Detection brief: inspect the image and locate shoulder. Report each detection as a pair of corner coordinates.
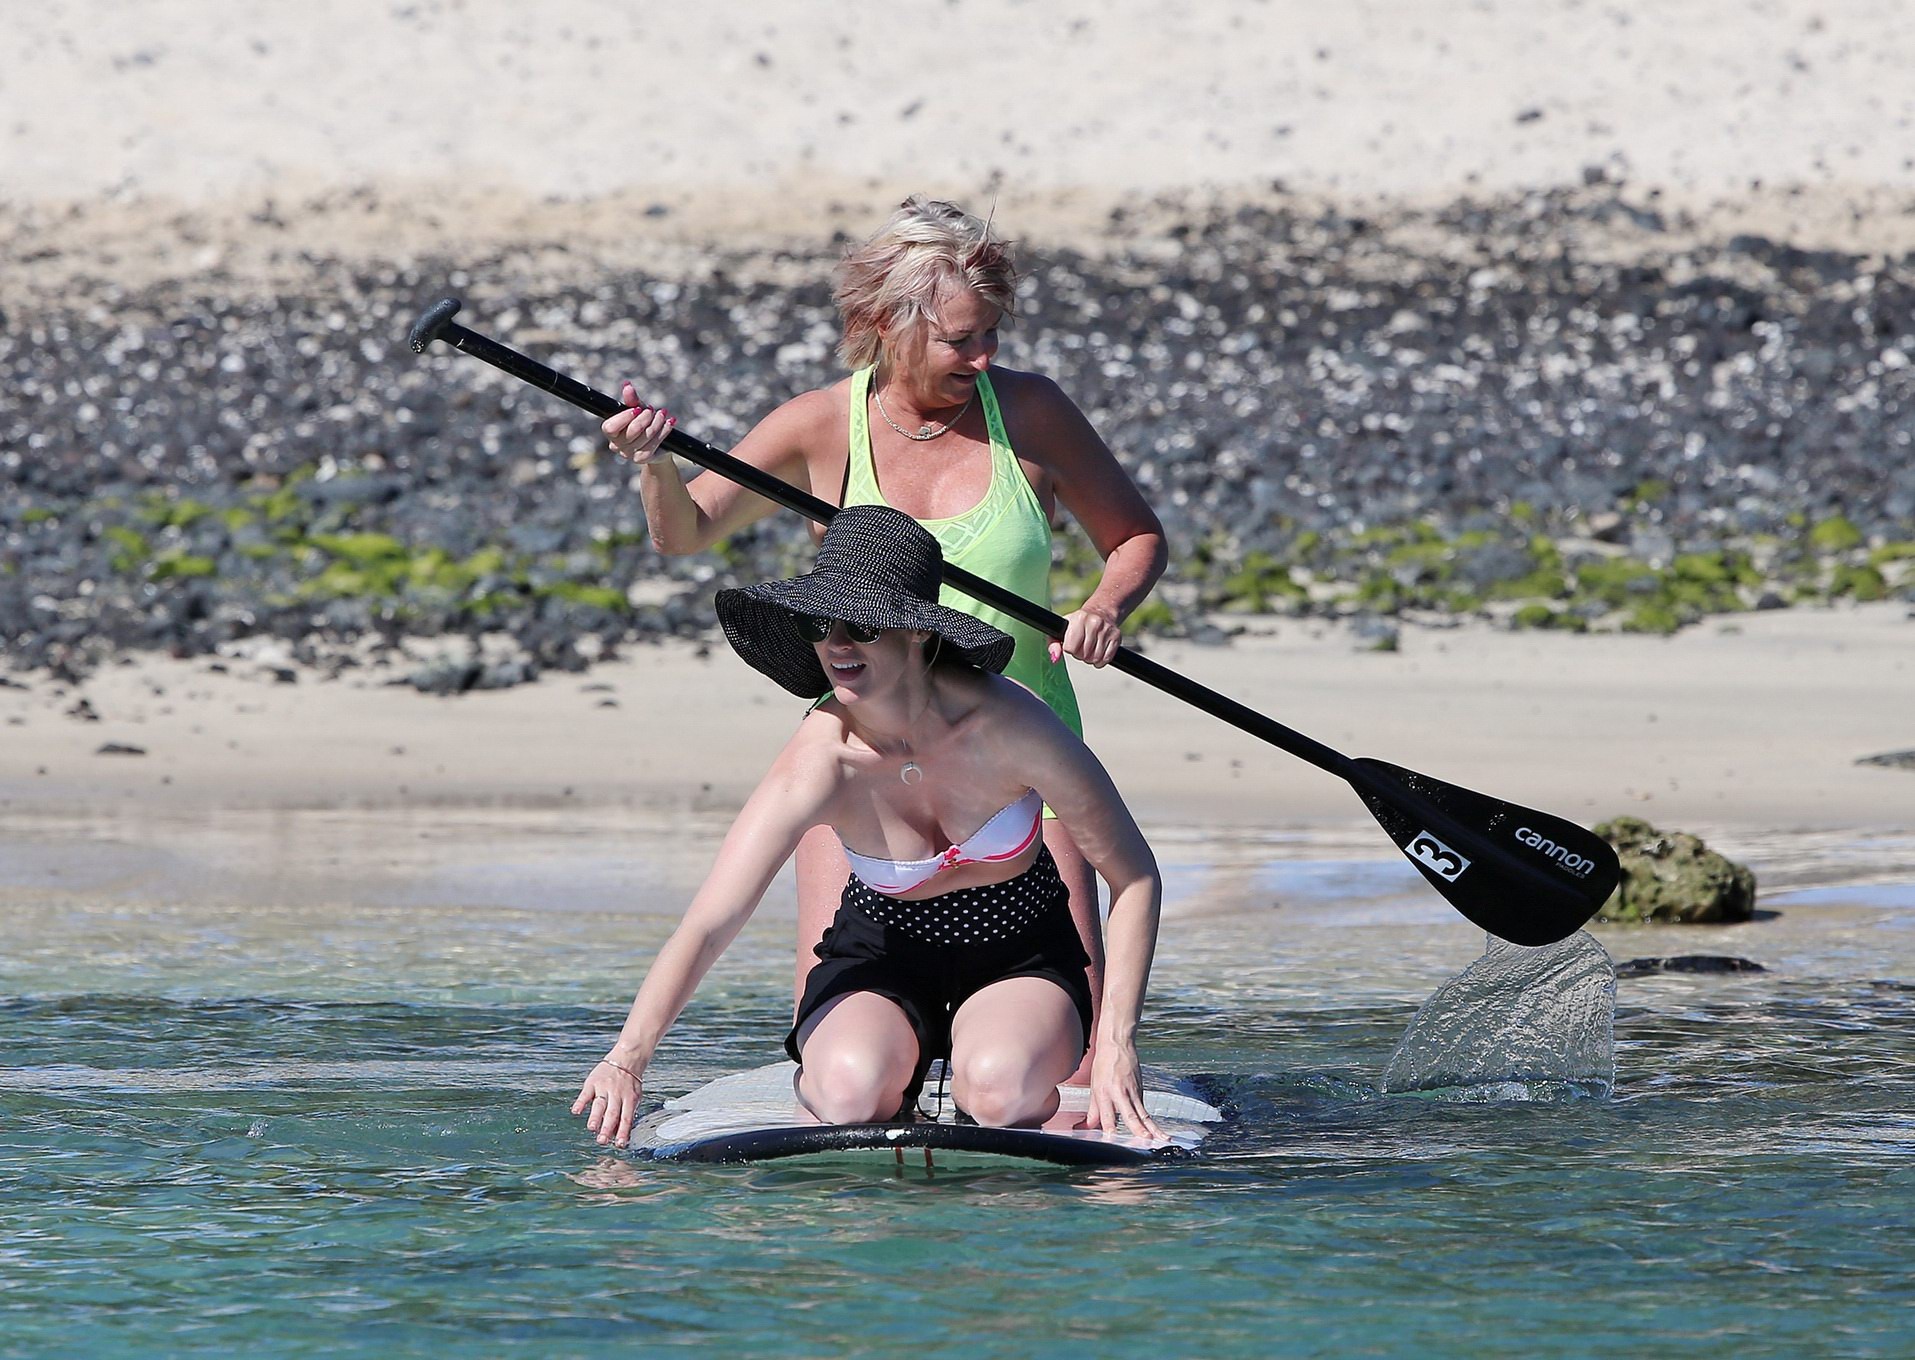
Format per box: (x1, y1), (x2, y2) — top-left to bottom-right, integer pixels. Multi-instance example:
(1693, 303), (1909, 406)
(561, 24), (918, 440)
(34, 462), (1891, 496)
(946, 667), (1079, 750)
(789, 702), (857, 764)
(760, 380), (851, 445)
(980, 365), (1072, 423)
(758, 706), (856, 804)
(986, 365), (1103, 461)
(742, 381), (853, 505)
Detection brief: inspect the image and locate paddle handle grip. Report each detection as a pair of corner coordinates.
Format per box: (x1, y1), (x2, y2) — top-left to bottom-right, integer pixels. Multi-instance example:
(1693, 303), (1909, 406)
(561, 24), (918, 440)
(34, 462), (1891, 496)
(413, 302), (1354, 780)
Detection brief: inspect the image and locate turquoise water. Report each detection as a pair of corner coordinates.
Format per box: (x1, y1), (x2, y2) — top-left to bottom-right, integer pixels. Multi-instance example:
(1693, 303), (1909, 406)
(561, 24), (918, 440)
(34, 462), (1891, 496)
(3, 816), (1914, 1358)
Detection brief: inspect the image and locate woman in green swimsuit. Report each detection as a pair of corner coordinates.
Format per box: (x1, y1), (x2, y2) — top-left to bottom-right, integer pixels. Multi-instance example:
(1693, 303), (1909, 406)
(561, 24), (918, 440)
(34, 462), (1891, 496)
(604, 196), (1167, 1070)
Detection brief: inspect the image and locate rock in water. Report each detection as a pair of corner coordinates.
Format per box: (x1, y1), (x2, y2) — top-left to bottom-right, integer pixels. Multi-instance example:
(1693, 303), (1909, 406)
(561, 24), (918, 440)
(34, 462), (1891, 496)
(1855, 750), (1915, 770)
(1616, 955), (1766, 977)
(1594, 816), (1758, 924)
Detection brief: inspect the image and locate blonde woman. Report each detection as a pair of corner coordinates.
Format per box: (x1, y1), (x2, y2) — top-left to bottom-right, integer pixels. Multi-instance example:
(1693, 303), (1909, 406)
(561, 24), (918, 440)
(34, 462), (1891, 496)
(605, 197), (1167, 1068)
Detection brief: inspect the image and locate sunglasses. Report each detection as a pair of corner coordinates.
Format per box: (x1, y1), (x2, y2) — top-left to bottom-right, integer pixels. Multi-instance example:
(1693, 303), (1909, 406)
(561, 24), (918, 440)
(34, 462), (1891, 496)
(793, 613), (882, 645)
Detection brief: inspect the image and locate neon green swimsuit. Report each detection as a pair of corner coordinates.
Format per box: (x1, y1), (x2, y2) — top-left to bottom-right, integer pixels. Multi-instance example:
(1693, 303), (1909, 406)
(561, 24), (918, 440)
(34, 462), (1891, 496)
(845, 366), (1083, 737)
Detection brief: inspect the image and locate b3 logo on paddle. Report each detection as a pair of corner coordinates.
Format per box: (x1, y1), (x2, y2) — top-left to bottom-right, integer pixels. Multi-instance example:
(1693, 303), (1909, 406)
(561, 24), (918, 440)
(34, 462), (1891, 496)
(1407, 831), (1471, 882)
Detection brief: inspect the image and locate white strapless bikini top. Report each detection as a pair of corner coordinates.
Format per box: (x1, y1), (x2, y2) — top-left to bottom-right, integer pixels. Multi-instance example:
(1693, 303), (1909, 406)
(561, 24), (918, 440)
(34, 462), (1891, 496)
(838, 788), (1044, 896)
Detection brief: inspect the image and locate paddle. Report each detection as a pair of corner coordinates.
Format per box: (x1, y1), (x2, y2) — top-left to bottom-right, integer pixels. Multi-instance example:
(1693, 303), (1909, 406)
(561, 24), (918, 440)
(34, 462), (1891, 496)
(407, 297), (1620, 946)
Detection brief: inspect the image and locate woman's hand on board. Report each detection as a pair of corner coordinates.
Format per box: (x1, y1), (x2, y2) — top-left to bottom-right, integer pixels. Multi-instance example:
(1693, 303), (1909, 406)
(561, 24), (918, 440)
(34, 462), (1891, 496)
(571, 1053), (645, 1148)
(1085, 1040), (1163, 1142)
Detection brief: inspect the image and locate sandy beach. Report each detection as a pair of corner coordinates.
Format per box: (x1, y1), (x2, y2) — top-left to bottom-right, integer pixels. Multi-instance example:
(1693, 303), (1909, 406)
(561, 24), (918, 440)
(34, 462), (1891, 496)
(19, 0), (1915, 209)
(8, 0), (1915, 313)
(0, 600), (1909, 830)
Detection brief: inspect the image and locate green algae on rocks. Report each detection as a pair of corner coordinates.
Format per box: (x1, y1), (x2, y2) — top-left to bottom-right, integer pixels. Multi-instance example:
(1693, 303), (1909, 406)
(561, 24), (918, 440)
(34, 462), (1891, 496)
(1594, 816), (1758, 924)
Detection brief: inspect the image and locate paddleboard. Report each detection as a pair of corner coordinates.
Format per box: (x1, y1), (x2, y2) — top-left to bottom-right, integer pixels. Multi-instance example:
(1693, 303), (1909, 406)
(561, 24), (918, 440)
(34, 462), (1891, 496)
(631, 1060), (1222, 1167)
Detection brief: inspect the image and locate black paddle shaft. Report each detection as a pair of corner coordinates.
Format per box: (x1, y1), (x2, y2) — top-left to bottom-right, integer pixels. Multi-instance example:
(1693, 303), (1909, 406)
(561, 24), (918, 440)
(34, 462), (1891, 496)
(408, 299), (1349, 771)
(407, 297), (1620, 945)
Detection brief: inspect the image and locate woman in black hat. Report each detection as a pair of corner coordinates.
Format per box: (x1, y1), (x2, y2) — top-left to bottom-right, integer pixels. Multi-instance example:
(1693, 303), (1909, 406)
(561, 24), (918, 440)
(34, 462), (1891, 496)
(603, 196), (1168, 1076)
(572, 506), (1163, 1146)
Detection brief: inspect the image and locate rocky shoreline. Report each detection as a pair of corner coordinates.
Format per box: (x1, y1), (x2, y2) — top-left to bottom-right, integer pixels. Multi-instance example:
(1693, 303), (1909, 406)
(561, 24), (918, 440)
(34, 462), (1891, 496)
(4, 187), (1912, 687)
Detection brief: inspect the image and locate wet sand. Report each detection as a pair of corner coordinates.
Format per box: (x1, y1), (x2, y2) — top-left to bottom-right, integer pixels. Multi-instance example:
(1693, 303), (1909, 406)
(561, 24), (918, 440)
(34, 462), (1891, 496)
(5, 604), (1909, 829)
(3, 604), (1910, 922)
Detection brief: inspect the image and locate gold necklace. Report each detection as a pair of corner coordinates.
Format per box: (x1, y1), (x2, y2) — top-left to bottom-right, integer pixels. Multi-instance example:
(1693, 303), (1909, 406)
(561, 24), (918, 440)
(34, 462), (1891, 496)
(874, 384), (975, 442)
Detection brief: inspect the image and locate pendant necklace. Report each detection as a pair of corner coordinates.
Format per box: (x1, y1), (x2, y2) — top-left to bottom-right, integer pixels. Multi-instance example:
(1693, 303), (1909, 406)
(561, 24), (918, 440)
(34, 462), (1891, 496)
(891, 724), (926, 786)
(874, 384), (975, 442)
(871, 697), (931, 785)
(874, 733), (923, 785)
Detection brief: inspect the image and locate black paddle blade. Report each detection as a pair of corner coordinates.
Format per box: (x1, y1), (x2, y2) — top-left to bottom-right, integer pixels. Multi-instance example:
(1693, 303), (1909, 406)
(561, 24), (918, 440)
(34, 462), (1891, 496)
(1347, 757), (1621, 946)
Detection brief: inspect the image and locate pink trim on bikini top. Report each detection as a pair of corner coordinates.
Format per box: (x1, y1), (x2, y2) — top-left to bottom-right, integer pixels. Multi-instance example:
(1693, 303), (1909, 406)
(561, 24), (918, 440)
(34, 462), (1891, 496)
(840, 788), (1044, 895)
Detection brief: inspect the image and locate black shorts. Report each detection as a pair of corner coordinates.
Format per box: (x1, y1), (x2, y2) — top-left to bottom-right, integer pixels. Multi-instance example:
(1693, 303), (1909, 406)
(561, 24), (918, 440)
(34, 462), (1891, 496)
(784, 845), (1094, 1106)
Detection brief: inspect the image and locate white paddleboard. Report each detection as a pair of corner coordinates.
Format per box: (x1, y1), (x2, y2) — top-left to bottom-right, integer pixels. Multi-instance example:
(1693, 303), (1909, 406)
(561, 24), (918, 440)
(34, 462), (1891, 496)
(631, 1060), (1222, 1167)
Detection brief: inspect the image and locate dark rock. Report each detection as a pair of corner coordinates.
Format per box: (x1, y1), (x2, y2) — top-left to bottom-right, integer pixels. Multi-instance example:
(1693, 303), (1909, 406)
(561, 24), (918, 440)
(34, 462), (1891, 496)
(1856, 749), (1915, 770)
(474, 656), (539, 690)
(400, 657), (482, 696)
(1351, 617), (1400, 651)
(1617, 955), (1767, 977)
(95, 742), (146, 756)
(7, 188), (1915, 685)
(301, 475), (406, 507)
(1452, 540), (1537, 592)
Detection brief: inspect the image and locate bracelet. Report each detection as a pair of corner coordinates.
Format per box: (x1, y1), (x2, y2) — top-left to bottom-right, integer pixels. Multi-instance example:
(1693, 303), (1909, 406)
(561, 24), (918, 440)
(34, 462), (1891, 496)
(596, 1057), (643, 1082)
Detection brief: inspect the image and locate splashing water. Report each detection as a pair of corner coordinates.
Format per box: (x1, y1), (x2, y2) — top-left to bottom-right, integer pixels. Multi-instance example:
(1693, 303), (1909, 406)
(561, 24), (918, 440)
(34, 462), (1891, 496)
(1380, 930), (1617, 1098)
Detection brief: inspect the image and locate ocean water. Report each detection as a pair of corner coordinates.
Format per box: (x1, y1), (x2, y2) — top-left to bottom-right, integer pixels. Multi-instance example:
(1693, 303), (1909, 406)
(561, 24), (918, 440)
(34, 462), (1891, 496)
(3, 814), (1913, 1359)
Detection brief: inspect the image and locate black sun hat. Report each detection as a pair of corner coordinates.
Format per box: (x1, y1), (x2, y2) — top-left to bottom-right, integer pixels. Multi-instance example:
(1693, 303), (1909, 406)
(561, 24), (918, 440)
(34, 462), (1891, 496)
(714, 504), (1015, 698)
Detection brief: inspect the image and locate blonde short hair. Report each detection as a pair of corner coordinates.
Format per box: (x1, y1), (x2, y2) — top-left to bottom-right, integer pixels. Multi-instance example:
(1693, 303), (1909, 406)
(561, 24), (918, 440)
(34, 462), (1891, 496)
(834, 196), (1020, 370)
